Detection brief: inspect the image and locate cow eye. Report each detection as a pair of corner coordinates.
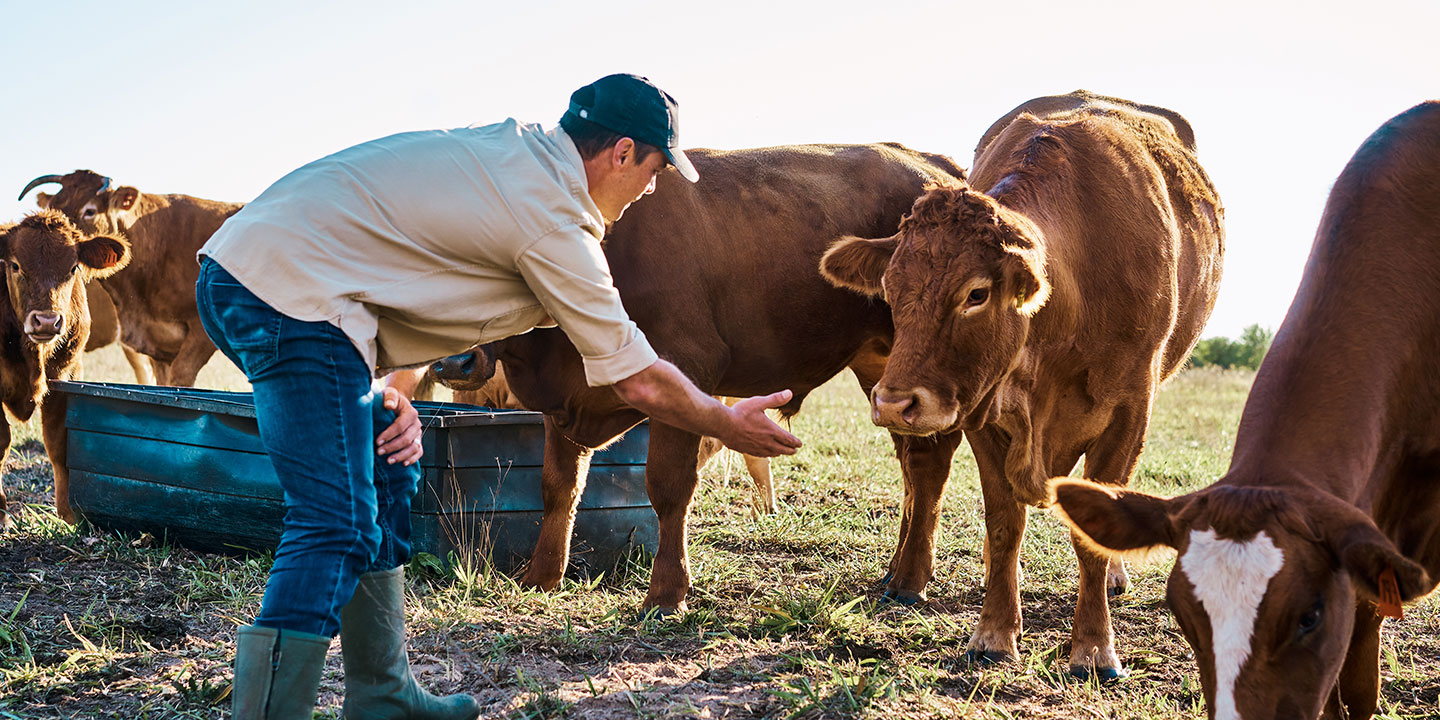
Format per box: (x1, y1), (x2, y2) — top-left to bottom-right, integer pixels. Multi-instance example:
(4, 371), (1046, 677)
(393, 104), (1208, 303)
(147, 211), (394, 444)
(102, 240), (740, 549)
(71, 263), (81, 275)
(966, 287), (990, 306)
(6, 260), (16, 273)
(82, 208), (97, 218)
(1297, 602), (1323, 636)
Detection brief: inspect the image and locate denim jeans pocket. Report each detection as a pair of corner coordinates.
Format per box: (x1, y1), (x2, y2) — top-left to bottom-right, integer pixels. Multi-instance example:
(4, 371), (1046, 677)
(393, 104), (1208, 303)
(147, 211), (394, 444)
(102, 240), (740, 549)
(198, 264), (284, 377)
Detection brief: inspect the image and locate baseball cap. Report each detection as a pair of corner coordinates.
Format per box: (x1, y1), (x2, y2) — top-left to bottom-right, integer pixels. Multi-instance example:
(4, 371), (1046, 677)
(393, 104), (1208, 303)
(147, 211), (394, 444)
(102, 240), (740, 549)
(565, 74), (699, 183)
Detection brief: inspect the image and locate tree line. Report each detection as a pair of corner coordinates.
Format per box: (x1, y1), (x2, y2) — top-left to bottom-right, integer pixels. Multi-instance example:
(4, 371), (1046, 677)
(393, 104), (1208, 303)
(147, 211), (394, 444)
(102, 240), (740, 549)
(1188, 324), (1274, 370)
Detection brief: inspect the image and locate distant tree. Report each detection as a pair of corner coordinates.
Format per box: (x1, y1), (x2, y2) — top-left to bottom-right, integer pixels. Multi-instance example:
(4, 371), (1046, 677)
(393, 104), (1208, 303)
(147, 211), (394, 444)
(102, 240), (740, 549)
(1188, 324), (1274, 370)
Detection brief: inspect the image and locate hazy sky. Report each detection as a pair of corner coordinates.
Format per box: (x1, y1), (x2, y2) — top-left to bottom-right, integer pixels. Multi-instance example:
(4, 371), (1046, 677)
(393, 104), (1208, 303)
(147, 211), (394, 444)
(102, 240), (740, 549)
(3, 0), (1434, 339)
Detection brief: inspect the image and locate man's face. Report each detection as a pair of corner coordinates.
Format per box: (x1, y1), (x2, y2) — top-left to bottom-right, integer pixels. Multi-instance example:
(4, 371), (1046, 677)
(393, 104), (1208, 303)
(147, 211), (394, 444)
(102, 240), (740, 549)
(593, 142), (667, 225)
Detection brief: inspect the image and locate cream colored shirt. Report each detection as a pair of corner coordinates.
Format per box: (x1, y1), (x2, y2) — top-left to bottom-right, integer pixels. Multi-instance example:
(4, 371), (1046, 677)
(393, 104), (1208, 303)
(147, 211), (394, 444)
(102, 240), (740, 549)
(199, 120), (657, 386)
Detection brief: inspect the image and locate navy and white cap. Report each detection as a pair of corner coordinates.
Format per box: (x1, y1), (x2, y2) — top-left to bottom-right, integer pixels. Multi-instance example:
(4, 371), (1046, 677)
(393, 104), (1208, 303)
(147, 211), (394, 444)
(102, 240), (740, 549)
(565, 74), (699, 183)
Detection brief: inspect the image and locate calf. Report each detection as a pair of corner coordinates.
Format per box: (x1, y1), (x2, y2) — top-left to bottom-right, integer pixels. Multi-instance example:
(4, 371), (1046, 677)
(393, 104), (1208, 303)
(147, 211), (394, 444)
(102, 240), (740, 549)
(0, 211), (131, 527)
(20, 170), (243, 386)
(1053, 101), (1440, 719)
(820, 92), (1224, 677)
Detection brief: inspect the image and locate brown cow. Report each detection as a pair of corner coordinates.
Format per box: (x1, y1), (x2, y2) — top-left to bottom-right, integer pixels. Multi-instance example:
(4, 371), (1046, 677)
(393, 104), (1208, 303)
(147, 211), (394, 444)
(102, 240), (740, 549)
(491, 143), (966, 610)
(19, 170), (243, 386)
(820, 92), (1224, 678)
(0, 211), (131, 527)
(1052, 101), (1440, 720)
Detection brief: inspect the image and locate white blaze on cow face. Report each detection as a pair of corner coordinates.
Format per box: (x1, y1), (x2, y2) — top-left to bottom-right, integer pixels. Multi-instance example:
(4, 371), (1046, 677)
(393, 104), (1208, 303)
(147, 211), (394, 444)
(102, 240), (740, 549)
(1180, 529), (1285, 720)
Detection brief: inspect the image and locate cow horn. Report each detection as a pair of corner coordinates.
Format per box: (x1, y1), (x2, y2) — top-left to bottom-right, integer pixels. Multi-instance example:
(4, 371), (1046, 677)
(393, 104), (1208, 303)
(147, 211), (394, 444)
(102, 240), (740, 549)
(18, 174), (65, 202)
(97, 176), (113, 194)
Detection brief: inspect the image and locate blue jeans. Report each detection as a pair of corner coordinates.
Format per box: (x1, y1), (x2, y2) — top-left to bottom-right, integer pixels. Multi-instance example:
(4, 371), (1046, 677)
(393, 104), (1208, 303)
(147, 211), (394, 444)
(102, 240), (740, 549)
(196, 257), (420, 638)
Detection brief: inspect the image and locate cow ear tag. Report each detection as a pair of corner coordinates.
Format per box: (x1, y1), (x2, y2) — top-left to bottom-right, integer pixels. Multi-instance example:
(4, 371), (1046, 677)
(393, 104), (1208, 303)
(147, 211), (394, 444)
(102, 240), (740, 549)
(1376, 566), (1404, 619)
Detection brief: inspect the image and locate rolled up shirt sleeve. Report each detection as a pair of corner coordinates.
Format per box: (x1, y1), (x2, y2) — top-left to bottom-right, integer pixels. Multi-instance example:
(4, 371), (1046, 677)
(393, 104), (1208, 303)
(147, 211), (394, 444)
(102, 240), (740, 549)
(515, 225), (659, 387)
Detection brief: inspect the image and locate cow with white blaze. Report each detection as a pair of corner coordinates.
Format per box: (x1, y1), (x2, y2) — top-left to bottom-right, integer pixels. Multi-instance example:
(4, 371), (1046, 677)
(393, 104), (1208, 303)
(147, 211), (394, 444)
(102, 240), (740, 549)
(1053, 100), (1440, 720)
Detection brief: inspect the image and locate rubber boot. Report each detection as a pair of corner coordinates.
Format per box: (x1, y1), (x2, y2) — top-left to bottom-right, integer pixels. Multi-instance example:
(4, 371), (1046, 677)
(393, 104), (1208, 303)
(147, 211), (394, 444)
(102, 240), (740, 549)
(340, 568), (480, 719)
(232, 624), (332, 720)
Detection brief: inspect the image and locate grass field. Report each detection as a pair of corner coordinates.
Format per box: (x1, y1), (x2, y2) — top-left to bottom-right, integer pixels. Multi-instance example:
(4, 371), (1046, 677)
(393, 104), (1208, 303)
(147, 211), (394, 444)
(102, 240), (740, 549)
(0, 345), (1437, 719)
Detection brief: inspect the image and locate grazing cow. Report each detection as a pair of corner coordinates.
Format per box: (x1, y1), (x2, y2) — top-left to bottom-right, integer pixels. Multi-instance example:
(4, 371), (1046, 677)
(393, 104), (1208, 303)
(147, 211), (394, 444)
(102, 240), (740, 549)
(19, 170), (243, 386)
(0, 212), (131, 527)
(819, 92), (1224, 677)
(491, 144), (966, 610)
(1052, 101), (1440, 720)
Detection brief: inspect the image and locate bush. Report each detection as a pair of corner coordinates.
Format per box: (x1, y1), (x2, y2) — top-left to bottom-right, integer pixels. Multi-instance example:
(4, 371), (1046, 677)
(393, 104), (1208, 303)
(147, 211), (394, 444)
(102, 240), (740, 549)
(1188, 324), (1273, 370)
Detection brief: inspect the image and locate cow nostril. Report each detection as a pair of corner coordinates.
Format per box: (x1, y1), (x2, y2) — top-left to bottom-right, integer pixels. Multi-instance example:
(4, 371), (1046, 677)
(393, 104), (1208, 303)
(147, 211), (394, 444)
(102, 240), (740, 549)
(900, 396), (920, 425)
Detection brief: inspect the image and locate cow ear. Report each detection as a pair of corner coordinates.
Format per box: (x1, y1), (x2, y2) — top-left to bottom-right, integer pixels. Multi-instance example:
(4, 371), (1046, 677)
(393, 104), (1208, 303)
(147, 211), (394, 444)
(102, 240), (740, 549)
(77, 234), (132, 278)
(1051, 479), (1181, 559)
(112, 186), (141, 212)
(820, 235), (897, 297)
(35, 191), (52, 209)
(1335, 521), (1433, 606)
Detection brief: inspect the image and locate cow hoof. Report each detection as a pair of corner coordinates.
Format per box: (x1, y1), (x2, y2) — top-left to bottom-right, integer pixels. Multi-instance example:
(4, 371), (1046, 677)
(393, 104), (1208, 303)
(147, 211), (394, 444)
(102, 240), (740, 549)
(963, 649), (1013, 666)
(1069, 665), (1128, 683)
(878, 588), (921, 606)
(1107, 584), (1127, 598)
(875, 571), (894, 588)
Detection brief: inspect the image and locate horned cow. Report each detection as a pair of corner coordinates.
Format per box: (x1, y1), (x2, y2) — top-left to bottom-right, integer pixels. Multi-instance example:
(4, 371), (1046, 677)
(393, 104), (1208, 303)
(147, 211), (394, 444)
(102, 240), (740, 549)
(19, 170), (243, 386)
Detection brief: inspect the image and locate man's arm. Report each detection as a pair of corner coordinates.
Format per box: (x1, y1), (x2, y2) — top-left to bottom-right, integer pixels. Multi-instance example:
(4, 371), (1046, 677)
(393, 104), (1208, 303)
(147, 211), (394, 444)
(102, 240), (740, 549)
(612, 360), (802, 457)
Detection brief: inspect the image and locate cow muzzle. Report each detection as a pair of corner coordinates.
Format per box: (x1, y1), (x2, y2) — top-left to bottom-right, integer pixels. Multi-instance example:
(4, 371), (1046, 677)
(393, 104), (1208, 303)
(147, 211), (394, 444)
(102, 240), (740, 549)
(24, 311), (64, 343)
(870, 385), (956, 436)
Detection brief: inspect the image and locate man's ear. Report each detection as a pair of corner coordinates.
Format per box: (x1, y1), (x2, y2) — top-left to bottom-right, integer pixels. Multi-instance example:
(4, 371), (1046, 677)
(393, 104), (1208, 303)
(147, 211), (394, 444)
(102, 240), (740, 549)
(1051, 479), (1182, 559)
(1335, 520), (1433, 605)
(111, 186), (142, 212)
(77, 234), (132, 279)
(35, 191), (52, 210)
(820, 235), (897, 297)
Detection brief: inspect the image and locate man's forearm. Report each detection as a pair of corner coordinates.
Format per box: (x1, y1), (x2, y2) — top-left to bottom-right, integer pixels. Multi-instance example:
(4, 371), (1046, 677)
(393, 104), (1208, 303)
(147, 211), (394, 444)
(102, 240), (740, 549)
(384, 367), (430, 400)
(612, 360), (728, 437)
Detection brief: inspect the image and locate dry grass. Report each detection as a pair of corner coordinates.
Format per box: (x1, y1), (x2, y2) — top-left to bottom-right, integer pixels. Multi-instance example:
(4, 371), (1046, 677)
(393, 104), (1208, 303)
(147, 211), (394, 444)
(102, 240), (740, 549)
(0, 349), (1436, 719)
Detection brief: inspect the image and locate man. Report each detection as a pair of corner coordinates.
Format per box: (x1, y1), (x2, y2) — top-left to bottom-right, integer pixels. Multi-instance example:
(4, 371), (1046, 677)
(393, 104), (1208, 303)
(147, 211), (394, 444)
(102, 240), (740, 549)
(197, 74), (801, 720)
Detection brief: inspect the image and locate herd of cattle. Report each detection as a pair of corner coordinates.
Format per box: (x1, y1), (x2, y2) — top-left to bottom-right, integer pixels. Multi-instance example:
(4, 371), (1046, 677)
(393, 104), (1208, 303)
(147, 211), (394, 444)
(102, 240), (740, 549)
(1, 91), (1435, 720)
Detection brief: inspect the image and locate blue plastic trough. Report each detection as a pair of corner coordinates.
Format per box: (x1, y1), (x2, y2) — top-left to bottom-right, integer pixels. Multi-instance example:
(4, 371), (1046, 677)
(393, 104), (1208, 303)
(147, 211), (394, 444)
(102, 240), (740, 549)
(52, 380), (656, 575)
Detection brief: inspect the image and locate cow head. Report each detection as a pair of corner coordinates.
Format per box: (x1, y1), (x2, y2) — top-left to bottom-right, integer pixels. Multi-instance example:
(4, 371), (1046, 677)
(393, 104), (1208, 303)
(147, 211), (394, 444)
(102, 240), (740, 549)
(429, 345), (500, 391)
(2, 211), (132, 346)
(1052, 479), (1433, 720)
(18, 170), (143, 235)
(820, 183), (1049, 436)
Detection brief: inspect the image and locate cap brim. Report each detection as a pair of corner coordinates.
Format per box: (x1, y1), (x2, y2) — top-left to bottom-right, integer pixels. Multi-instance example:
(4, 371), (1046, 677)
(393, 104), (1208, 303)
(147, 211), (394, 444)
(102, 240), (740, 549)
(665, 148), (700, 183)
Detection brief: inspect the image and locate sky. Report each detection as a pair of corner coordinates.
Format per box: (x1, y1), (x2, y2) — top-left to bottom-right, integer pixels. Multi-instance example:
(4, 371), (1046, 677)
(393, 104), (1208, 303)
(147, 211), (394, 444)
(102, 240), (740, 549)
(2, 0), (1435, 340)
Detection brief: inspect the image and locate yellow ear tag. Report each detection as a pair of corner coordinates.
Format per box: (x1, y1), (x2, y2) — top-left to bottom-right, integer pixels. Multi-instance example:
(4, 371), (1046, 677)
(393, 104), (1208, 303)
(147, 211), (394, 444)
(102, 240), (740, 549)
(1376, 566), (1404, 619)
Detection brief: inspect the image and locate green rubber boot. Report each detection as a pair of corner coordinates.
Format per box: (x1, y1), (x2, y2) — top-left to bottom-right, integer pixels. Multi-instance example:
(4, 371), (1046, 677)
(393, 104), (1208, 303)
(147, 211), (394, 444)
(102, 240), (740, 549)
(340, 568), (480, 720)
(232, 624), (332, 720)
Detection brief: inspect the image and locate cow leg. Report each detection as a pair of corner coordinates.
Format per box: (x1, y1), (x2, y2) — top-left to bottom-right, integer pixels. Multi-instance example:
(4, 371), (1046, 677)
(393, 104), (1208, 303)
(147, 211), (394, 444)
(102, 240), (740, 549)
(1065, 402), (1151, 678)
(642, 422), (704, 611)
(883, 430), (963, 604)
(1324, 603), (1385, 720)
(964, 427), (1026, 662)
(40, 389), (74, 524)
(121, 344), (158, 385)
(159, 324), (220, 387)
(0, 418), (11, 530)
(743, 453), (776, 517)
(519, 417), (593, 590)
